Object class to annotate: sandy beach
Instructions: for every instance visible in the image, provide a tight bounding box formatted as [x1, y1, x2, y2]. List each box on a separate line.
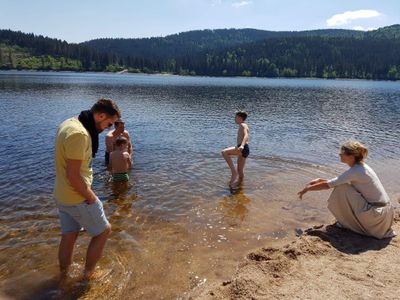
[190, 211, 400, 300]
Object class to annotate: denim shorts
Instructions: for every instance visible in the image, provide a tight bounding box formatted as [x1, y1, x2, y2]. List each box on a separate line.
[58, 198, 109, 237]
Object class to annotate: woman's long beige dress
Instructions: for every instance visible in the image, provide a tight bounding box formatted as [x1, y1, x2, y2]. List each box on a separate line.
[327, 163, 395, 239]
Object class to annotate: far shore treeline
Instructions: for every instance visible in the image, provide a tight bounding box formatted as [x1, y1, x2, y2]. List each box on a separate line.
[0, 25, 400, 80]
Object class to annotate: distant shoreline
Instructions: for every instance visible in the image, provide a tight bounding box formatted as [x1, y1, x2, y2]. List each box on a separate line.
[1, 69, 399, 82]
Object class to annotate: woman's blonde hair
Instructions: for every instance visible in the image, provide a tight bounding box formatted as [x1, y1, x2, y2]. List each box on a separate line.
[341, 141, 369, 163]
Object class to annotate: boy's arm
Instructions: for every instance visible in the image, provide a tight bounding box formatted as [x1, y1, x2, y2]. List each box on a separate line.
[126, 132, 133, 155]
[105, 135, 114, 153]
[66, 159, 98, 204]
[128, 142, 133, 155]
[125, 152, 132, 169]
[239, 124, 249, 148]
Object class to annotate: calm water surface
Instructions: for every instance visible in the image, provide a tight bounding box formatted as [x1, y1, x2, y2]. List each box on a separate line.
[0, 71, 399, 299]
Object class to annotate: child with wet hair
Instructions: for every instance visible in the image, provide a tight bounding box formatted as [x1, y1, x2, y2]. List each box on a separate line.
[109, 136, 132, 182]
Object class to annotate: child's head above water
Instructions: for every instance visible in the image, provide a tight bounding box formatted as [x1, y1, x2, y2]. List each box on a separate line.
[114, 119, 125, 131]
[115, 136, 128, 149]
[235, 111, 248, 123]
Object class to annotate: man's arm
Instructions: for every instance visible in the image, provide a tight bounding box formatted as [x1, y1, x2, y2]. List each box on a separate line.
[66, 159, 98, 204]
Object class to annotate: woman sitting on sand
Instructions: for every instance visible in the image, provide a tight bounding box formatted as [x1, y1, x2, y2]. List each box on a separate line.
[298, 141, 395, 239]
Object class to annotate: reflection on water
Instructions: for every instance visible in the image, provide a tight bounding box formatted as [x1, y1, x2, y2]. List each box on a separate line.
[0, 71, 400, 299]
[109, 178, 131, 200]
[220, 186, 251, 223]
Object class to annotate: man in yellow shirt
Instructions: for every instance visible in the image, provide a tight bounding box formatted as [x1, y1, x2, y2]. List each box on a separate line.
[54, 98, 120, 280]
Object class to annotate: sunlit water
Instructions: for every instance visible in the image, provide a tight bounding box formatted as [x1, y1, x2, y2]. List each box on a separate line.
[0, 71, 399, 299]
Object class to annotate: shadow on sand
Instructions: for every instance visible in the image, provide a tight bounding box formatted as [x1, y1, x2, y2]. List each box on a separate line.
[2, 275, 91, 300]
[305, 224, 393, 254]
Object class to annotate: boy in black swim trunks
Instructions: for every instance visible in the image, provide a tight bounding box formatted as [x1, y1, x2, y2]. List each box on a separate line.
[222, 111, 250, 187]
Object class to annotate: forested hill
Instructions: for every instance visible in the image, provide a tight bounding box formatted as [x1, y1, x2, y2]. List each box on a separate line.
[83, 25, 400, 80]
[0, 25, 400, 80]
[364, 24, 400, 39]
[82, 28, 362, 59]
[0, 29, 118, 71]
[188, 34, 400, 79]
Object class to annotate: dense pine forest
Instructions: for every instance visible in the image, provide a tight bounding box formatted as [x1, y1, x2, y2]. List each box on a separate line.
[0, 25, 399, 80]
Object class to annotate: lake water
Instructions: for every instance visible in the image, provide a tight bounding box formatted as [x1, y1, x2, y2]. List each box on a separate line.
[0, 71, 399, 299]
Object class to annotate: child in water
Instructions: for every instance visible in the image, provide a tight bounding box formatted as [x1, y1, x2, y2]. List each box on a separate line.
[109, 136, 132, 182]
[222, 111, 250, 187]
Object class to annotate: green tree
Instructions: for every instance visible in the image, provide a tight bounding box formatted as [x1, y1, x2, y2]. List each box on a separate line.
[323, 65, 337, 79]
[388, 66, 400, 80]
[280, 68, 298, 77]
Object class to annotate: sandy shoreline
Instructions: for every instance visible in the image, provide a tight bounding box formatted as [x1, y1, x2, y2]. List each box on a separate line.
[189, 211, 400, 300]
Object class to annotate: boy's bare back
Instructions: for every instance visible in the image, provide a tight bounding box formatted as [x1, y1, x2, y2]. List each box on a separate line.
[110, 150, 131, 174]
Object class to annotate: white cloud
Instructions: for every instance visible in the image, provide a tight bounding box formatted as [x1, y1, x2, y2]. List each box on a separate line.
[326, 10, 381, 27]
[352, 26, 377, 31]
[232, 1, 252, 8]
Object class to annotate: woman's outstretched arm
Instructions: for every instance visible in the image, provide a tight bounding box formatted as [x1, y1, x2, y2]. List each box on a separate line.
[298, 181, 330, 199]
[307, 178, 327, 186]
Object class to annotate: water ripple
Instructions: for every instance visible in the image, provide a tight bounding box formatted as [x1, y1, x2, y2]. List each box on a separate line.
[1, 72, 400, 298]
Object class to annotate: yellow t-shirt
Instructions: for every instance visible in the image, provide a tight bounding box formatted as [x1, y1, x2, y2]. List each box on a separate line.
[54, 117, 93, 205]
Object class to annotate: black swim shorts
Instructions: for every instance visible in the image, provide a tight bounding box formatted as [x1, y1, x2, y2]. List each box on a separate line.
[238, 144, 250, 158]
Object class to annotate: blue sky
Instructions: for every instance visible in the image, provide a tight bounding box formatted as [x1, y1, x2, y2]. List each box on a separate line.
[0, 0, 399, 43]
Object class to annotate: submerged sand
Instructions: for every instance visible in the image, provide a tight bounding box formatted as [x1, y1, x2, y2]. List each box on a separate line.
[190, 212, 400, 300]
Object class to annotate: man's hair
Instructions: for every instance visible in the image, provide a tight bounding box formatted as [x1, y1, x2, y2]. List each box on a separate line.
[115, 136, 128, 147]
[236, 111, 248, 121]
[91, 98, 121, 118]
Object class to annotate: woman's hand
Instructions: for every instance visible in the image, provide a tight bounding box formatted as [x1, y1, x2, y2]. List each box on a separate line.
[297, 180, 330, 199]
[297, 187, 308, 199]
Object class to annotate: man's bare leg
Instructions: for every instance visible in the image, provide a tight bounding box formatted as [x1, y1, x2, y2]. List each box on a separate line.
[222, 147, 240, 186]
[84, 224, 111, 279]
[58, 231, 79, 274]
[237, 156, 246, 183]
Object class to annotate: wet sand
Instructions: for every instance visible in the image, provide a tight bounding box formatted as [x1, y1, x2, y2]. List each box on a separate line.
[190, 212, 400, 300]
